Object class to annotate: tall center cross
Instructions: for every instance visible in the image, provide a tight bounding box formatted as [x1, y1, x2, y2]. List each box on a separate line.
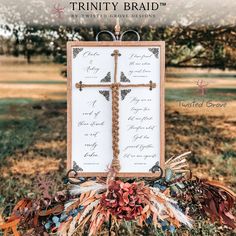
[75, 49, 156, 173]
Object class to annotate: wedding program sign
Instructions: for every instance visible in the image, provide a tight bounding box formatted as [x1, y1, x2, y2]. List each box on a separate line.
[67, 41, 165, 177]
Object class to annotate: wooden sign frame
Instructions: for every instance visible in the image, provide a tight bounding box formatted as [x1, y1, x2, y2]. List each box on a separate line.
[67, 41, 165, 177]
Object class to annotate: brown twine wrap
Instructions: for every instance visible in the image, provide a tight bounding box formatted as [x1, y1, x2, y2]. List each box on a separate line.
[111, 83, 120, 172]
[76, 82, 156, 89]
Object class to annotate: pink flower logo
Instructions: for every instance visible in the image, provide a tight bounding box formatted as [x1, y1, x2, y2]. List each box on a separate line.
[196, 79, 208, 96]
[52, 3, 65, 19]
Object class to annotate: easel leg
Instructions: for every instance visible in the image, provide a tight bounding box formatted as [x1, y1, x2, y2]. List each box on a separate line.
[108, 214, 112, 236]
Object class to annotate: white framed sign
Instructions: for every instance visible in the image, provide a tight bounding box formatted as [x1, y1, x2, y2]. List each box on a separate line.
[67, 41, 165, 177]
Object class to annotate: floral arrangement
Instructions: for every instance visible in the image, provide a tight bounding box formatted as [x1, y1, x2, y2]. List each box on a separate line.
[0, 152, 235, 236]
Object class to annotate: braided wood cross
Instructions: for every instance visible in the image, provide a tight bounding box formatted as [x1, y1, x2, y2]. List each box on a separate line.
[75, 49, 156, 173]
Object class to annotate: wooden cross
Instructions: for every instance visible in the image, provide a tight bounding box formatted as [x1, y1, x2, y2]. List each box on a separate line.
[75, 49, 156, 172]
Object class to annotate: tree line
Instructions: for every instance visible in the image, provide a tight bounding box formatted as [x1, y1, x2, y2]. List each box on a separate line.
[0, 24, 236, 69]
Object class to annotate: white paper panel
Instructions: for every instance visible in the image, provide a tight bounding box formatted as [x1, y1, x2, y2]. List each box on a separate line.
[71, 46, 161, 173]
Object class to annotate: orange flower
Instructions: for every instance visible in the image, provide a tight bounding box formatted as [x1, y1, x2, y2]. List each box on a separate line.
[100, 180, 143, 220]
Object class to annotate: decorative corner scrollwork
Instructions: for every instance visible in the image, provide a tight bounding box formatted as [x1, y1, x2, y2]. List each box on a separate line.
[100, 72, 111, 83]
[120, 72, 130, 82]
[73, 48, 83, 59]
[148, 48, 159, 59]
[121, 89, 131, 100]
[99, 90, 110, 101]
[73, 161, 83, 172]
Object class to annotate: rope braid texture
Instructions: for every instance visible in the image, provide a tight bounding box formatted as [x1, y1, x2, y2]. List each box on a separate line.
[111, 83, 120, 172]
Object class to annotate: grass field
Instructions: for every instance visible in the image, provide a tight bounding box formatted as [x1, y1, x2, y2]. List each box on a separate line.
[0, 56, 236, 235]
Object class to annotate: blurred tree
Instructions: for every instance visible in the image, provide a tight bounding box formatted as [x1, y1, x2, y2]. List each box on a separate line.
[0, 0, 235, 69]
[139, 25, 236, 69]
[1, 23, 236, 69]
